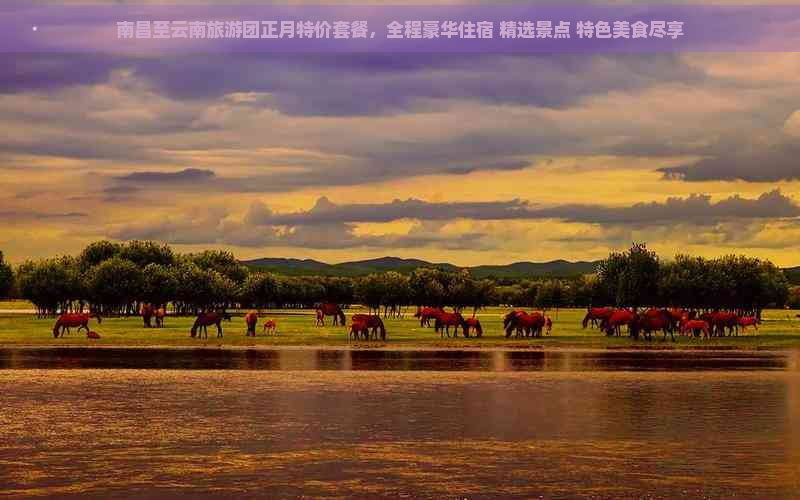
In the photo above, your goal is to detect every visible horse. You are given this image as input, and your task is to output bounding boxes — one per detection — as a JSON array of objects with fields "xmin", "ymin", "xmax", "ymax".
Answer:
[
  {"xmin": 155, "ymin": 307, "xmax": 166, "ymax": 327},
  {"xmin": 349, "ymin": 319, "xmax": 369, "ymax": 340},
  {"xmin": 638, "ymin": 309, "xmax": 675, "ymax": 341},
  {"xmin": 245, "ymin": 310, "xmax": 259, "ymax": 336},
  {"xmin": 315, "ymin": 302, "xmax": 346, "ymax": 326},
  {"xmin": 53, "ymin": 312, "xmax": 102, "ymax": 338},
  {"xmin": 545, "ymin": 316, "xmax": 553, "ymax": 335},
  {"xmin": 505, "ymin": 312, "xmax": 546, "ymax": 338},
  {"xmin": 434, "ymin": 312, "xmax": 466, "ymax": 338},
  {"xmin": 738, "ymin": 316, "xmax": 760, "ymax": 333},
  {"xmin": 700, "ymin": 312, "xmax": 739, "ymax": 337},
  {"xmin": 263, "ymin": 319, "xmax": 277, "ymax": 335},
  {"xmin": 582, "ymin": 307, "xmax": 615, "ymax": 329},
  {"xmin": 350, "ymin": 314, "xmax": 386, "ymax": 341},
  {"xmin": 462, "ymin": 317, "xmax": 483, "ymax": 338},
  {"xmin": 415, "ymin": 307, "xmax": 444, "ymax": 327},
  {"xmin": 140, "ymin": 303, "xmax": 156, "ymax": 328},
  {"xmin": 604, "ymin": 309, "xmax": 639, "ymax": 338},
  {"xmin": 680, "ymin": 319, "xmax": 710, "ymax": 339},
  {"xmin": 503, "ymin": 310, "xmax": 525, "ymax": 333},
  {"xmin": 190, "ymin": 311, "xmax": 231, "ymax": 339}
]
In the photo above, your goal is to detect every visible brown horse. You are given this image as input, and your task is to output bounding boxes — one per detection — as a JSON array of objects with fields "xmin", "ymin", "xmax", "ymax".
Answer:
[
  {"xmin": 315, "ymin": 302, "xmax": 346, "ymax": 326},
  {"xmin": 700, "ymin": 311, "xmax": 740, "ymax": 337},
  {"xmin": 434, "ymin": 312, "xmax": 466, "ymax": 338},
  {"xmin": 190, "ymin": 311, "xmax": 231, "ymax": 339},
  {"xmin": 349, "ymin": 319, "xmax": 369, "ymax": 340},
  {"xmin": 155, "ymin": 307, "xmax": 166, "ymax": 327},
  {"xmin": 140, "ymin": 303, "xmax": 156, "ymax": 328},
  {"xmin": 245, "ymin": 310, "xmax": 259, "ymax": 336},
  {"xmin": 350, "ymin": 314, "xmax": 386, "ymax": 341},
  {"xmin": 462, "ymin": 317, "xmax": 483, "ymax": 338},
  {"xmin": 505, "ymin": 311, "xmax": 546, "ymax": 338},
  {"xmin": 738, "ymin": 316, "xmax": 760, "ymax": 333},
  {"xmin": 582, "ymin": 307, "xmax": 615, "ymax": 329},
  {"xmin": 263, "ymin": 319, "xmax": 277, "ymax": 335},
  {"xmin": 53, "ymin": 312, "xmax": 102, "ymax": 338},
  {"xmin": 415, "ymin": 307, "xmax": 444, "ymax": 327},
  {"xmin": 681, "ymin": 319, "xmax": 710, "ymax": 339},
  {"xmin": 604, "ymin": 309, "xmax": 638, "ymax": 338},
  {"xmin": 638, "ymin": 309, "xmax": 675, "ymax": 341}
]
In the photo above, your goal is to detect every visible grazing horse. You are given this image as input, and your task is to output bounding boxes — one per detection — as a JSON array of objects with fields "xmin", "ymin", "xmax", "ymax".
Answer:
[
  {"xmin": 738, "ymin": 316, "xmax": 760, "ymax": 333},
  {"xmin": 503, "ymin": 310, "xmax": 525, "ymax": 333},
  {"xmin": 349, "ymin": 319, "xmax": 369, "ymax": 340},
  {"xmin": 638, "ymin": 309, "xmax": 675, "ymax": 341},
  {"xmin": 415, "ymin": 307, "xmax": 444, "ymax": 327},
  {"xmin": 700, "ymin": 312, "xmax": 740, "ymax": 337},
  {"xmin": 245, "ymin": 310, "xmax": 259, "ymax": 336},
  {"xmin": 315, "ymin": 302, "xmax": 346, "ymax": 326},
  {"xmin": 140, "ymin": 303, "xmax": 156, "ymax": 328},
  {"xmin": 190, "ymin": 311, "xmax": 231, "ymax": 339},
  {"xmin": 462, "ymin": 317, "xmax": 483, "ymax": 338},
  {"xmin": 434, "ymin": 312, "xmax": 467, "ymax": 338},
  {"xmin": 604, "ymin": 310, "xmax": 639, "ymax": 338},
  {"xmin": 53, "ymin": 312, "xmax": 102, "ymax": 338},
  {"xmin": 155, "ymin": 307, "xmax": 166, "ymax": 327},
  {"xmin": 582, "ymin": 307, "xmax": 615, "ymax": 329},
  {"xmin": 681, "ymin": 319, "xmax": 711, "ymax": 339},
  {"xmin": 350, "ymin": 314, "xmax": 386, "ymax": 341},
  {"xmin": 505, "ymin": 312, "xmax": 546, "ymax": 338},
  {"xmin": 263, "ymin": 319, "xmax": 277, "ymax": 335}
]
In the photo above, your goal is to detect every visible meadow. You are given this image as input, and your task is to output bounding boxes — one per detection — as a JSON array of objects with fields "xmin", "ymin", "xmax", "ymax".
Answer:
[{"xmin": 2, "ymin": 306, "xmax": 800, "ymax": 349}]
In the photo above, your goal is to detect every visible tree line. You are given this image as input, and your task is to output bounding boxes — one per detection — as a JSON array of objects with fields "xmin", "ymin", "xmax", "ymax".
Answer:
[{"xmin": 0, "ymin": 241, "xmax": 792, "ymax": 317}]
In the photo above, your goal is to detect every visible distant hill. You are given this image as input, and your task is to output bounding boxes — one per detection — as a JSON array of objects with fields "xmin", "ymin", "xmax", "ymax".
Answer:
[{"xmin": 242, "ymin": 256, "xmax": 599, "ymax": 278}]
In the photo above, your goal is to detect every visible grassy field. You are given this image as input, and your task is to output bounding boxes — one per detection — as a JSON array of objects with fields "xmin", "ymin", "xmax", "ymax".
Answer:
[{"xmin": 1, "ymin": 307, "xmax": 800, "ymax": 349}]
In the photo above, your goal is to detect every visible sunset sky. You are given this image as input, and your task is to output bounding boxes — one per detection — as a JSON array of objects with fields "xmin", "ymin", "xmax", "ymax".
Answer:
[{"xmin": 3, "ymin": 1, "xmax": 800, "ymax": 266}]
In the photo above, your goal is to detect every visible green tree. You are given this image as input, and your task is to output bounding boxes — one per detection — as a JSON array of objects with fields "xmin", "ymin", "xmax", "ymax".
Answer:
[{"xmin": 0, "ymin": 251, "xmax": 13, "ymax": 298}]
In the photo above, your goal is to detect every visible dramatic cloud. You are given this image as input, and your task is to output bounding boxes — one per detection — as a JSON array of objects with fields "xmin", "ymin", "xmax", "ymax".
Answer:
[{"xmin": 659, "ymin": 144, "xmax": 800, "ymax": 182}]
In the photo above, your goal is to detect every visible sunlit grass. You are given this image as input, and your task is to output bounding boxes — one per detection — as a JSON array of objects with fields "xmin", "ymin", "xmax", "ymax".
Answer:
[{"xmin": 1, "ymin": 307, "xmax": 800, "ymax": 349}]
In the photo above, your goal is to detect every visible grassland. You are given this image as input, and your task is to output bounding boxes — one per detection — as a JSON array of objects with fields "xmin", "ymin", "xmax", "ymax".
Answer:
[{"xmin": 1, "ymin": 306, "xmax": 800, "ymax": 349}]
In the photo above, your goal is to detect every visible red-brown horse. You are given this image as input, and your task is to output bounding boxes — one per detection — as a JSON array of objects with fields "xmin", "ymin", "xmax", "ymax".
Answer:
[
  {"xmin": 505, "ymin": 311, "xmax": 546, "ymax": 338},
  {"xmin": 434, "ymin": 312, "xmax": 466, "ymax": 338},
  {"xmin": 315, "ymin": 302, "xmax": 346, "ymax": 326},
  {"xmin": 738, "ymin": 316, "xmax": 760, "ymax": 333},
  {"xmin": 637, "ymin": 309, "xmax": 675, "ymax": 341},
  {"xmin": 462, "ymin": 317, "xmax": 483, "ymax": 338},
  {"xmin": 350, "ymin": 314, "xmax": 386, "ymax": 341},
  {"xmin": 245, "ymin": 310, "xmax": 259, "ymax": 337},
  {"xmin": 155, "ymin": 307, "xmax": 166, "ymax": 327},
  {"xmin": 415, "ymin": 307, "xmax": 444, "ymax": 327},
  {"xmin": 141, "ymin": 303, "xmax": 156, "ymax": 328},
  {"xmin": 700, "ymin": 312, "xmax": 740, "ymax": 337},
  {"xmin": 349, "ymin": 319, "xmax": 369, "ymax": 340},
  {"xmin": 190, "ymin": 311, "xmax": 231, "ymax": 339},
  {"xmin": 681, "ymin": 319, "xmax": 710, "ymax": 339},
  {"xmin": 582, "ymin": 307, "xmax": 615, "ymax": 329},
  {"xmin": 604, "ymin": 309, "xmax": 638, "ymax": 338},
  {"xmin": 263, "ymin": 319, "xmax": 277, "ymax": 335},
  {"xmin": 53, "ymin": 312, "xmax": 102, "ymax": 338}
]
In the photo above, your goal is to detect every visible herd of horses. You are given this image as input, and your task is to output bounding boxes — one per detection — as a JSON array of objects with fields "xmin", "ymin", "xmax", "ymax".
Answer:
[
  {"xmin": 582, "ymin": 307, "xmax": 761, "ymax": 341},
  {"xmin": 48, "ymin": 302, "xmax": 762, "ymax": 343}
]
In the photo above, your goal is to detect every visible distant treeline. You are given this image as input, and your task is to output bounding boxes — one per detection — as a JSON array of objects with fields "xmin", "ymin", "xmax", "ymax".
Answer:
[{"xmin": 0, "ymin": 241, "xmax": 793, "ymax": 316}]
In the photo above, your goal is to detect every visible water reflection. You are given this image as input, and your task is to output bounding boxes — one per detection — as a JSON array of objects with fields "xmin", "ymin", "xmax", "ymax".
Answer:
[{"xmin": 0, "ymin": 347, "xmax": 790, "ymax": 371}]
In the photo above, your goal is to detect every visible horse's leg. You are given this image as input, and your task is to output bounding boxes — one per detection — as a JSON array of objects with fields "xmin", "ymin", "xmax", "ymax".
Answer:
[{"xmin": 217, "ymin": 320, "xmax": 223, "ymax": 338}]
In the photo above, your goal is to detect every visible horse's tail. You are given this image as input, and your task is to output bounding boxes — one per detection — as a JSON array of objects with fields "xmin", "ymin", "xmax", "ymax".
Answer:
[{"xmin": 53, "ymin": 319, "xmax": 62, "ymax": 338}]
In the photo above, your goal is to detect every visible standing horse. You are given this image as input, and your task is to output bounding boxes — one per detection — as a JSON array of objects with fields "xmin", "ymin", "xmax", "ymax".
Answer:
[
  {"xmin": 582, "ymin": 307, "xmax": 615, "ymax": 329},
  {"xmin": 140, "ymin": 303, "xmax": 156, "ymax": 328},
  {"xmin": 604, "ymin": 310, "xmax": 639, "ymax": 338},
  {"xmin": 53, "ymin": 312, "xmax": 102, "ymax": 338},
  {"xmin": 190, "ymin": 311, "xmax": 231, "ymax": 339},
  {"xmin": 505, "ymin": 312, "xmax": 546, "ymax": 338},
  {"xmin": 350, "ymin": 314, "xmax": 386, "ymax": 341},
  {"xmin": 155, "ymin": 307, "xmax": 166, "ymax": 327},
  {"xmin": 681, "ymin": 319, "xmax": 710, "ymax": 339},
  {"xmin": 349, "ymin": 319, "xmax": 369, "ymax": 340},
  {"xmin": 315, "ymin": 302, "xmax": 346, "ymax": 326},
  {"xmin": 638, "ymin": 309, "xmax": 675, "ymax": 341},
  {"xmin": 415, "ymin": 307, "xmax": 444, "ymax": 327},
  {"xmin": 434, "ymin": 312, "xmax": 466, "ymax": 338},
  {"xmin": 700, "ymin": 312, "xmax": 740, "ymax": 337},
  {"xmin": 263, "ymin": 319, "xmax": 277, "ymax": 335},
  {"xmin": 462, "ymin": 317, "xmax": 483, "ymax": 338},
  {"xmin": 245, "ymin": 310, "xmax": 259, "ymax": 337},
  {"xmin": 738, "ymin": 316, "xmax": 760, "ymax": 334}
]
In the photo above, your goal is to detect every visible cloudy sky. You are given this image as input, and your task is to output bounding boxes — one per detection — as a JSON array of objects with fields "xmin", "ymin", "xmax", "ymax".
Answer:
[{"xmin": 3, "ymin": 1, "xmax": 800, "ymax": 265}]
